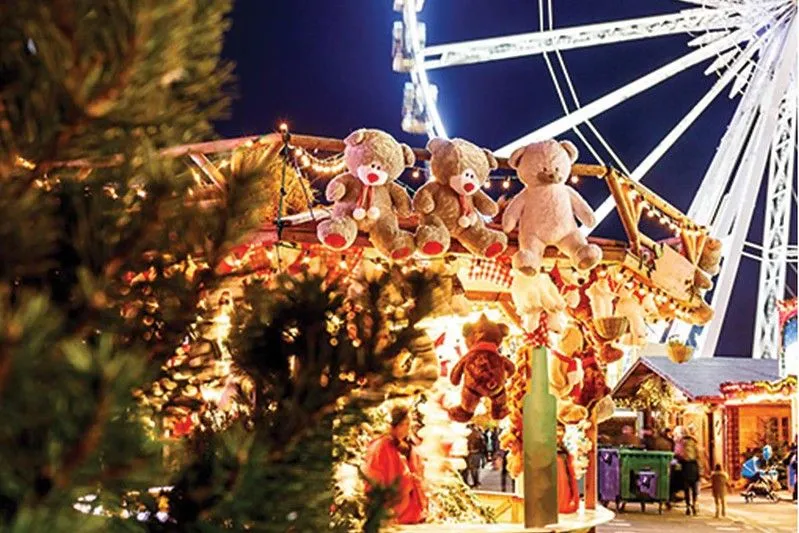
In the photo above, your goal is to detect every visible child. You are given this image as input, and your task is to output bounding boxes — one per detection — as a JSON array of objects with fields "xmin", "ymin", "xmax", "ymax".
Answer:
[{"xmin": 710, "ymin": 464, "xmax": 730, "ymax": 518}]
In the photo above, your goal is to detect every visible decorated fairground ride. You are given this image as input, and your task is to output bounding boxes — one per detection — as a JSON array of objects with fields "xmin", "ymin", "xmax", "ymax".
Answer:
[{"xmin": 128, "ymin": 123, "xmax": 721, "ymax": 531}]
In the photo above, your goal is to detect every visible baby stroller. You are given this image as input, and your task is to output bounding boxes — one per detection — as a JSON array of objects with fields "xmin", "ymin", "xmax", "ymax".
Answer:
[{"xmin": 741, "ymin": 446, "xmax": 781, "ymax": 503}]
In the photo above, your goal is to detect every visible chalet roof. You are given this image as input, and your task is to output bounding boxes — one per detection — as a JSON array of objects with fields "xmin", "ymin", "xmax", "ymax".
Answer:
[{"xmin": 612, "ymin": 356, "xmax": 781, "ymax": 402}]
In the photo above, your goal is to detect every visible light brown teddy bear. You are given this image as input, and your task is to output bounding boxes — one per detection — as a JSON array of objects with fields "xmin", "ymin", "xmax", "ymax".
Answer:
[
  {"xmin": 448, "ymin": 314, "xmax": 515, "ymax": 422},
  {"xmin": 316, "ymin": 128, "xmax": 416, "ymax": 260},
  {"xmin": 502, "ymin": 139, "xmax": 602, "ymax": 275},
  {"xmin": 413, "ymin": 138, "xmax": 508, "ymax": 258}
]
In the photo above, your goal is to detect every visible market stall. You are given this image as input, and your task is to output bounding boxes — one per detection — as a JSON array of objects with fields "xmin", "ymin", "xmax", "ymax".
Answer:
[{"xmin": 135, "ymin": 128, "xmax": 720, "ymax": 530}]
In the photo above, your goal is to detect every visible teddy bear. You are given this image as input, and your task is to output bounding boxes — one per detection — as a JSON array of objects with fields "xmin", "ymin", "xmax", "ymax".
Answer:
[
  {"xmin": 316, "ymin": 128, "xmax": 416, "ymax": 260},
  {"xmin": 502, "ymin": 139, "xmax": 602, "ymax": 275},
  {"xmin": 448, "ymin": 314, "xmax": 516, "ymax": 422},
  {"xmin": 413, "ymin": 138, "xmax": 508, "ymax": 258}
]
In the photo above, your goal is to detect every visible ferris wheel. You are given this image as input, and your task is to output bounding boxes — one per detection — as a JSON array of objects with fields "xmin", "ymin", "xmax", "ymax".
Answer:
[{"xmin": 391, "ymin": 0, "xmax": 798, "ymax": 362}]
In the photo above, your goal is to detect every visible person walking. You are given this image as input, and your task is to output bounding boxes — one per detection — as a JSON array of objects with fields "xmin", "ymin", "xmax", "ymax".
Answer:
[
  {"xmin": 362, "ymin": 406, "xmax": 428, "ymax": 524},
  {"xmin": 677, "ymin": 427, "xmax": 701, "ymax": 516},
  {"xmin": 466, "ymin": 425, "xmax": 486, "ymax": 487},
  {"xmin": 710, "ymin": 464, "xmax": 730, "ymax": 518}
]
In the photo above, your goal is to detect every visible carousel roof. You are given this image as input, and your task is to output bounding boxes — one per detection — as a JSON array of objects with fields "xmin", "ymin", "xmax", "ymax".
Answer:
[{"xmin": 612, "ymin": 356, "xmax": 781, "ymax": 402}]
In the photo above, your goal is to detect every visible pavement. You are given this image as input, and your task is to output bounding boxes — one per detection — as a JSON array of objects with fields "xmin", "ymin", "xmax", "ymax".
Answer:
[{"xmin": 471, "ymin": 462, "xmax": 797, "ymax": 533}]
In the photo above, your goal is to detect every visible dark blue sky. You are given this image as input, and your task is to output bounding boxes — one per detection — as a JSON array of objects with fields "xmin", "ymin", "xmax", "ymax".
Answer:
[{"xmin": 218, "ymin": 1, "xmax": 797, "ymax": 356}]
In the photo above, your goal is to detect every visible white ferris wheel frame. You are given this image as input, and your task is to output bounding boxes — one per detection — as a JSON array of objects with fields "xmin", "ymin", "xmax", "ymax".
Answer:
[{"xmin": 392, "ymin": 0, "xmax": 798, "ymax": 366}]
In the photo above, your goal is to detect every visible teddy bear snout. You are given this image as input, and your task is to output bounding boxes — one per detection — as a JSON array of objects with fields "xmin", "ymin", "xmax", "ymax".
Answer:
[
  {"xmin": 538, "ymin": 170, "xmax": 559, "ymax": 183},
  {"xmin": 463, "ymin": 182, "xmax": 475, "ymax": 193},
  {"xmin": 357, "ymin": 164, "xmax": 387, "ymax": 185}
]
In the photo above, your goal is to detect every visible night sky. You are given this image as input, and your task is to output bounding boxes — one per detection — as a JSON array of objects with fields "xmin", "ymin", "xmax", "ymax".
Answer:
[{"xmin": 217, "ymin": 1, "xmax": 798, "ymax": 357}]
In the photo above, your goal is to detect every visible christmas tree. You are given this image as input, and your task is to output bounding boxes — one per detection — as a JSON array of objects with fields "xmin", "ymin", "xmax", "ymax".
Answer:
[{"xmin": 1, "ymin": 3, "xmax": 441, "ymax": 531}]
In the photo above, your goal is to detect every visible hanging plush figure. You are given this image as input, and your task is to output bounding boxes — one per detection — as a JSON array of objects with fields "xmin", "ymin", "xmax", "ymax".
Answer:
[
  {"xmin": 413, "ymin": 138, "xmax": 508, "ymax": 258},
  {"xmin": 510, "ymin": 272, "xmax": 567, "ymax": 332},
  {"xmin": 316, "ymin": 128, "xmax": 416, "ymax": 259},
  {"xmin": 448, "ymin": 314, "xmax": 515, "ymax": 422},
  {"xmin": 585, "ymin": 274, "xmax": 617, "ymax": 319},
  {"xmin": 615, "ymin": 285, "xmax": 649, "ymax": 346},
  {"xmin": 502, "ymin": 139, "xmax": 602, "ymax": 275},
  {"xmin": 550, "ymin": 324, "xmax": 584, "ymax": 399}
]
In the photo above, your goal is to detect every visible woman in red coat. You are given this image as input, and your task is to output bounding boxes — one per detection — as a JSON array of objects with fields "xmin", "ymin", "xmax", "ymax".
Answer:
[{"xmin": 362, "ymin": 406, "xmax": 428, "ymax": 524}]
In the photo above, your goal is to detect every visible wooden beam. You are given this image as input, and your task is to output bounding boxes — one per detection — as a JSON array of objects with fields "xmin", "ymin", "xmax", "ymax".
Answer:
[{"xmin": 46, "ymin": 131, "xmax": 610, "ymax": 178}]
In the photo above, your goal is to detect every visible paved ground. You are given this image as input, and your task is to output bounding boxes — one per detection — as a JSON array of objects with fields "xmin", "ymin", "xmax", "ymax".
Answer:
[{"xmin": 473, "ymin": 463, "xmax": 797, "ymax": 533}]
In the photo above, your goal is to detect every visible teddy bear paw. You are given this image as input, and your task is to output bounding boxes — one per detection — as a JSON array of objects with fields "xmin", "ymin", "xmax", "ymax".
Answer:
[
  {"xmin": 576, "ymin": 244, "xmax": 602, "ymax": 271},
  {"xmin": 390, "ymin": 246, "xmax": 412, "ymax": 260},
  {"xmin": 512, "ymin": 250, "xmax": 541, "ymax": 275},
  {"xmin": 447, "ymin": 406, "xmax": 474, "ymax": 423},
  {"xmin": 367, "ymin": 206, "xmax": 381, "ymax": 220},
  {"xmin": 352, "ymin": 207, "xmax": 366, "ymax": 221},
  {"xmin": 324, "ymin": 234, "xmax": 345, "ymax": 249},
  {"xmin": 458, "ymin": 215, "xmax": 473, "ymax": 228},
  {"xmin": 483, "ymin": 241, "xmax": 506, "ymax": 259}
]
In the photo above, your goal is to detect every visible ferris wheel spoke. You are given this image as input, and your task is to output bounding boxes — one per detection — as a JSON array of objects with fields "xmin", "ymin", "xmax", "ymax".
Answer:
[
  {"xmin": 753, "ymin": 77, "xmax": 797, "ymax": 362},
  {"xmin": 697, "ymin": 19, "xmax": 797, "ymax": 359},
  {"xmin": 421, "ymin": 8, "xmax": 743, "ymax": 70},
  {"xmin": 689, "ymin": 6, "xmax": 797, "ymax": 226},
  {"xmin": 494, "ymin": 26, "xmax": 753, "ymax": 157},
  {"xmin": 541, "ymin": 0, "xmax": 631, "ymax": 175},
  {"xmin": 580, "ymin": 23, "xmax": 773, "ymax": 236}
]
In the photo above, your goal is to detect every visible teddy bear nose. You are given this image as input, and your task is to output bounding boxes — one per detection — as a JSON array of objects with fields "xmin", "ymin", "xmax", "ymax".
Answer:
[
  {"xmin": 367, "ymin": 173, "xmax": 379, "ymax": 183},
  {"xmin": 464, "ymin": 183, "xmax": 475, "ymax": 192}
]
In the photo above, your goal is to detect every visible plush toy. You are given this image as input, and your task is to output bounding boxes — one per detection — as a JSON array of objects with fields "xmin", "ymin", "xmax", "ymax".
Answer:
[
  {"xmin": 698, "ymin": 236, "xmax": 722, "ymax": 275},
  {"xmin": 615, "ymin": 285, "xmax": 649, "ymax": 347},
  {"xmin": 503, "ymin": 139, "xmax": 602, "ymax": 275},
  {"xmin": 572, "ymin": 350, "xmax": 611, "ymax": 412},
  {"xmin": 693, "ymin": 236, "xmax": 723, "ymax": 292},
  {"xmin": 585, "ymin": 274, "xmax": 617, "ymax": 319},
  {"xmin": 549, "ymin": 324, "xmax": 584, "ymax": 399},
  {"xmin": 413, "ymin": 138, "xmax": 508, "ymax": 258},
  {"xmin": 510, "ymin": 272, "xmax": 567, "ymax": 332},
  {"xmin": 317, "ymin": 128, "xmax": 416, "ymax": 260},
  {"xmin": 448, "ymin": 314, "xmax": 515, "ymax": 422}
]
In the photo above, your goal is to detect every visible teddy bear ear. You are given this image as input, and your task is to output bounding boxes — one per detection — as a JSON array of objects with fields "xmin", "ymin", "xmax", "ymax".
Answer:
[
  {"xmin": 426, "ymin": 137, "xmax": 450, "ymax": 155},
  {"xmin": 559, "ymin": 140, "xmax": 579, "ymax": 163},
  {"xmin": 482, "ymin": 148, "xmax": 499, "ymax": 170},
  {"xmin": 400, "ymin": 143, "xmax": 416, "ymax": 167},
  {"xmin": 508, "ymin": 145, "xmax": 526, "ymax": 169},
  {"xmin": 344, "ymin": 129, "xmax": 367, "ymax": 146},
  {"xmin": 462, "ymin": 322, "xmax": 474, "ymax": 338},
  {"xmin": 499, "ymin": 323, "xmax": 510, "ymax": 337}
]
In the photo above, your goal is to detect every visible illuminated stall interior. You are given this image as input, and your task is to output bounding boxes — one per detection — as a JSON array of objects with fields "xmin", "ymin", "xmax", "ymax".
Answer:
[{"xmin": 611, "ymin": 356, "xmax": 794, "ymax": 480}]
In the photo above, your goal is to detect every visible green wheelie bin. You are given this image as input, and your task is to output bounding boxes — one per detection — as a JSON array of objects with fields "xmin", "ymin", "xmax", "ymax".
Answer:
[{"xmin": 618, "ymin": 449, "xmax": 673, "ymax": 514}]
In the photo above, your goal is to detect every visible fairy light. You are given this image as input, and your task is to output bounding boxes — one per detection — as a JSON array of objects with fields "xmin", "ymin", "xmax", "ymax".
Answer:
[
  {"xmin": 483, "ymin": 180, "xmax": 491, "ymax": 190},
  {"xmin": 411, "ymin": 169, "xmax": 420, "ymax": 179},
  {"xmin": 570, "ymin": 176, "xmax": 579, "ymax": 184},
  {"xmin": 278, "ymin": 122, "xmax": 288, "ymax": 133},
  {"xmin": 502, "ymin": 179, "xmax": 511, "ymax": 190},
  {"xmin": 15, "ymin": 155, "xmax": 36, "ymax": 170}
]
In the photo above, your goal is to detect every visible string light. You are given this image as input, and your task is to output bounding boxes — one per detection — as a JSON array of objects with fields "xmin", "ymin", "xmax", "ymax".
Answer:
[
  {"xmin": 278, "ymin": 122, "xmax": 289, "ymax": 133},
  {"xmin": 14, "ymin": 155, "xmax": 36, "ymax": 170},
  {"xmin": 483, "ymin": 181, "xmax": 491, "ymax": 190},
  {"xmin": 502, "ymin": 179, "xmax": 511, "ymax": 190},
  {"xmin": 411, "ymin": 169, "xmax": 420, "ymax": 179},
  {"xmin": 570, "ymin": 176, "xmax": 579, "ymax": 184}
]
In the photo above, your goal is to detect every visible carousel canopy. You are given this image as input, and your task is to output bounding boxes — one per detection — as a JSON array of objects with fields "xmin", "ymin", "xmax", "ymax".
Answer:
[{"xmin": 612, "ymin": 356, "xmax": 781, "ymax": 402}]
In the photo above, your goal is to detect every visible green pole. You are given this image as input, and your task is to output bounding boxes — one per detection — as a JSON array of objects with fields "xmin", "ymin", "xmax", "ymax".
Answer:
[{"xmin": 523, "ymin": 344, "xmax": 558, "ymax": 528}]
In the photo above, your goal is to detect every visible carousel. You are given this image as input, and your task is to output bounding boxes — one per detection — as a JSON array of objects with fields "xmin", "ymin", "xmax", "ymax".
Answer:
[{"xmin": 148, "ymin": 125, "xmax": 720, "ymax": 532}]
